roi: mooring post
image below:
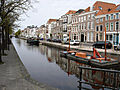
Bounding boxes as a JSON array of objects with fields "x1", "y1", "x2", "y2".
[{"x1": 79, "y1": 68, "x2": 82, "y2": 90}]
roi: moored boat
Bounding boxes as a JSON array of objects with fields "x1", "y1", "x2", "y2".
[
  {"x1": 27, "y1": 38, "x2": 39, "y2": 46},
  {"x1": 60, "y1": 48, "x2": 119, "y2": 68}
]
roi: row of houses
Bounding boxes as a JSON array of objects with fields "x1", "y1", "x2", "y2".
[{"x1": 21, "y1": 1, "x2": 120, "y2": 46}]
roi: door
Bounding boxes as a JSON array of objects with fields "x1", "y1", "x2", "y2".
[{"x1": 81, "y1": 34, "x2": 84, "y2": 42}]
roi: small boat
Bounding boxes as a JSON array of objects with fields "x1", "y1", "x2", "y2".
[{"x1": 27, "y1": 38, "x2": 39, "y2": 46}]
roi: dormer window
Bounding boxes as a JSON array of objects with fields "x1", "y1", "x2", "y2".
[
  {"x1": 98, "y1": 6, "x2": 102, "y2": 10},
  {"x1": 116, "y1": 5, "x2": 120, "y2": 10},
  {"x1": 108, "y1": 8, "x2": 111, "y2": 12}
]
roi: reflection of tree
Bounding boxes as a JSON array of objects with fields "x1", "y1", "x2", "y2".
[{"x1": 16, "y1": 38, "x2": 21, "y2": 47}]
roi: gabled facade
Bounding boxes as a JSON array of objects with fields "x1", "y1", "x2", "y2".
[
  {"x1": 46, "y1": 19, "x2": 57, "y2": 39},
  {"x1": 71, "y1": 1, "x2": 120, "y2": 45},
  {"x1": 94, "y1": 2, "x2": 120, "y2": 46},
  {"x1": 61, "y1": 10, "x2": 76, "y2": 39}
]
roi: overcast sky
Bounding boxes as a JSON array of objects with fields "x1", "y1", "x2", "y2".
[{"x1": 19, "y1": 0, "x2": 120, "y2": 30}]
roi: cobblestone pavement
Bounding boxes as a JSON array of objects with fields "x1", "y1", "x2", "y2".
[{"x1": 0, "y1": 44, "x2": 59, "y2": 90}]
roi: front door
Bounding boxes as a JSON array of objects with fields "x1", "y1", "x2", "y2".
[{"x1": 81, "y1": 34, "x2": 84, "y2": 42}]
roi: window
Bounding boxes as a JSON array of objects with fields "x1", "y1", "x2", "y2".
[
  {"x1": 96, "y1": 18, "x2": 99, "y2": 23},
  {"x1": 106, "y1": 35, "x2": 108, "y2": 40},
  {"x1": 111, "y1": 14, "x2": 114, "y2": 20},
  {"x1": 100, "y1": 25, "x2": 103, "y2": 31},
  {"x1": 110, "y1": 35, "x2": 112, "y2": 40},
  {"x1": 81, "y1": 17, "x2": 83, "y2": 22},
  {"x1": 78, "y1": 25, "x2": 80, "y2": 30},
  {"x1": 91, "y1": 14, "x2": 94, "y2": 19},
  {"x1": 79, "y1": 17, "x2": 81, "y2": 22},
  {"x1": 116, "y1": 13, "x2": 119, "y2": 19},
  {"x1": 84, "y1": 23, "x2": 86, "y2": 30},
  {"x1": 91, "y1": 22, "x2": 94, "y2": 29},
  {"x1": 100, "y1": 33, "x2": 102, "y2": 40},
  {"x1": 106, "y1": 23, "x2": 109, "y2": 31},
  {"x1": 116, "y1": 22, "x2": 119, "y2": 30},
  {"x1": 110, "y1": 22, "x2": 114, "y2": 31},
  {"x1": 81, "y1": 24, "x2": 82, "y2": 30},
  {"x1": 82, "y1": 24, "x2": 84, "y2": 30},
  {"x1": 99, "y1": 6, "x2": 102, "y2": 10},
  {"x1": 91, "y1": 32, "x2": 93, "y2": 41},
  {"x1": 96, "y1": 26, "x2": 99, "y2": 31},
  {"x1": 88, "y1": 15, "x2": 90, "y2": 20},
  {"x1": 100, "y1": 18, "x2": 103, "y2": 22},
  {"x1": 87, "y1": 32, "x2": 89, "y2": 41},
  {"x1": 106, "y1": 15, "x2": 109, "y2": 20},
  {"x1": 96, "y1": 33, "x2": 98, "y2": 41},
  {"x1": 79, "y1": 24, "x2": 81, "y2": 30},
  {"x1": 88, "y1": 22, "x2": 91, "y2": 30},
  {"x1": 84, "y1": 16, "x2": 86, "y2": 21}
]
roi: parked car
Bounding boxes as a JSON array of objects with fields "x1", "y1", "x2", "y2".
[
  {"x1": 64, "y1": 41, "x2": 69, "y2": 44},
  {"x1": 70, "y1": 40, "x2": 80, "y2": 45},
  {"x1": 56, "y1": 39, "x2": 62, "y2": 43},
  {"x1": 114, "y1": 45, "x2": 120, "y2": 50},
  {"x1": 52, "y1": 39, "x2": 57, "y2": 42},
  {"x1": 47, "y1": 38, "x2": 52, "y2": 42},
  {"x1": 93, "y1": 41, "x2": 112, "y2": 49}
]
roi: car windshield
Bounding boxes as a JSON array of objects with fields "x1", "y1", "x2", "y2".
[
  {"x1": 75, "y1": 40, "x2": 79, "y2": 42},
  {"x1": 71, "y1": 40, "x2": 74, "y2": 42}
]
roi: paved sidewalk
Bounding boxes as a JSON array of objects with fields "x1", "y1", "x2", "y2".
[{"x1": 0, "y1": 44, "x2": 58, "y2": 90}]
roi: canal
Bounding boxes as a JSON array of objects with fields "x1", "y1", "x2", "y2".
[{"x1": 12, "y1": 38, "x2": 120, "y2": 90}]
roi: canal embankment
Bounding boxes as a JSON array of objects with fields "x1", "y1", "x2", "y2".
[
  {"x1": 0, "y1": 43, "x2": 58, "y2": 90},
  {"x1": 40, "y1": 40, "x2": 120, "y2": 56}
]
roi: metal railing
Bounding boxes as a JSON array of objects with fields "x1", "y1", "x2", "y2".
[{"x1": 78, "y1": 66, "x2": 120, "y2": 90}]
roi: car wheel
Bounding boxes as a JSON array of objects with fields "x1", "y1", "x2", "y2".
[{"x1": 102, "y1": 46, "x2": 104, "y2": 49}]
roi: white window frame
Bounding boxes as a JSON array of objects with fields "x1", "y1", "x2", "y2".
[
  {"x1": 110, "y1": 22, "x2": 114, "y2": 31},
  {"x1": 111, "y1": 14, "x2": 114, "y2": 20},
  {"x1": 87, "y1": 32, "x2": 89, "y2": 41},
  {"x1": 116, "y1": 13, "x2": 119, "y2": 19},
  {"x1": 106, "y1": 15, "x2": 109, "y2": 21},
  {"x1": 84, "y1": 16, "x2": 86, "y2": 21},
  {"x1": 91, "y1": 32, "x2": 93, "y2": 41},
  {"x1": 115, "y1": 21, "x2": 119, "y2": 31},
  {"x1": 91, "y1": 21, "x2": 94, "y2": 29},
  {"x1": 88, "y1": 15, "x2": 90, "y2": 20}
]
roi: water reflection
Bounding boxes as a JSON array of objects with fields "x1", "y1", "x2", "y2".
[{"x1": 12, "y1": 38, "x2": 120, "y2": 90}]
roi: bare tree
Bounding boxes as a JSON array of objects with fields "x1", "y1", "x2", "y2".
[{"x1": 0, "y1": 0, "x2": 33, "y2": 62}]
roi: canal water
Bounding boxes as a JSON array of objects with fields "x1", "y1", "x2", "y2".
[{"x1": 12, "y1": 38, "x2": 120, "y2": 90}]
